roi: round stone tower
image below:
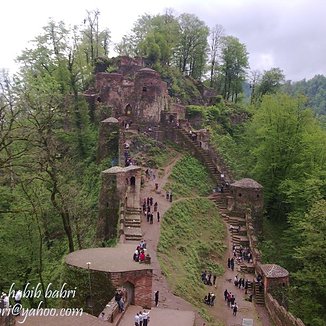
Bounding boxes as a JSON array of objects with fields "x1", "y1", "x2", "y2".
[
  {"x1": 133, "y1": 68, "x2": 168, "y2": 123},
  {"x1": 229, "y1": 178, "x2": 264, "y2": 233}
]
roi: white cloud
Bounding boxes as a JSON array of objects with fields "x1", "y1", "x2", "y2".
[{"x1": 1, "y1": 0, "x2": 325, "y2": 80}]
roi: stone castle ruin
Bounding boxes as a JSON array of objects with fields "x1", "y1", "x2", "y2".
[{"x1": 63, "y1": 57, "x2": 303, "y2": 326}]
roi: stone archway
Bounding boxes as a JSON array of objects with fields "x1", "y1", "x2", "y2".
[
  {"x1": 125, "y1": 104, "x2": 132, "y2": 116},
  {"x1": 122, "y1": 281, "x2": 135, "y2": 305},
  {"x1": 130, "y1": 176, "x2": 136, "y2": 186}
]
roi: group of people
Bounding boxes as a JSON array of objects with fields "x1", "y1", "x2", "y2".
[
  {"x1": 227, "y1": 257, "x2": 235, "y2": 271},
  {"x1": 145, "y1": 168, "x2": 156, "y2": 181},
  {"x1": 124, "y1": 148, "x2": 136, "y2": 167},
  {"x1": 165, "y1": 190, "x2": 173, "y2": 202},
  {"x1": 0, "y1": 289, "x2": 23, "y2": 314},
  {"x1": 203, "y1": 292, "x2": 216, "y2": 306},
  {"x1": 234, "y1": 275, "x2": 251, "y2": 294},
  {"x1": 223, "y1": 289, "x2": 238, "y2": 316},
  {"x1": 230, "y1": 243, "x2": 253, "y2": 266},
  {"x1": 143, "y1": 197, "x2": 160, "y2": 224},
  {"x1": 134, "y1": 310, "x2": 150, "y2": 326},
  {"x1": 133, "y1": 240, "x2": 149, "y2": 263},
  {"x1": 200, "y1": 271, "x2": 217, "y2": 286},
  {"x1": 114, "y1": 289, "x2": 125, "y2": 313}
]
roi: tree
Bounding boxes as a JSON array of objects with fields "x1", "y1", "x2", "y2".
[
  {"x1": 0, "y1": 70, "x2": 26, "y2": 174},
  {"x1": 256, "y1": 67, "x2": 285, "y2": 98},
  {"x1": 175, "y1": 13, "x2": 209, "y2": 79},
  {"x1": 248, "y1": 69, "x2": 262, "y2": 104},
  {"x1": 209, "y1": 24, "x2": 224, "y2": 87},
  {"x1": 81, "y1": 10, "x2": 111, "y2": 65},
  {"x1": 289, "y1": 200, "x2": 326, "y2": 325},
  {"x1": 245, "y1": 94, "x2": 318, "y2": 218},
  {"x1": 220, "y1": 36, "x2": 249, "y2": 102},
  {"x1": 118, "y1": 11, "x2": 180, "y2": 68}
]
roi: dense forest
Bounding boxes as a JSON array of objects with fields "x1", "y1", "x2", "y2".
[{"x1": 0, "y1": 8, "x2": 325, "y2": 325}]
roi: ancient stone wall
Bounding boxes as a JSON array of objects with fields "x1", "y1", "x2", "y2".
[
  {"x1": 87, "y1": 59, "x2": 174, "y2": 125},
  {"x1": 265, "y1": 293, "x2": 305, "y2": 326},
  {"x1": 97, "y1": 169, "x2": 123, "y2": 241},
  {"x1": 110, "y1": 269, "x2": 153, "y2": 308},
  {"x1": 97, "y1": 118, "x2": 120, "y2": 163},
  {"x1": 133, "y1": 68, "x2": 168, "y2": 123},
  {"x1": 62, "y1": 265, "x2": 115, "y2": 316}
]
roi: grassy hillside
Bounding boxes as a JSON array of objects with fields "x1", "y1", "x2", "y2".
[
  {"x1": 164, "y1": 155, "x2": 215, "y2": 199},
  {"x1": 158, "y1": 199, "x2": 226, "y2": 325}
]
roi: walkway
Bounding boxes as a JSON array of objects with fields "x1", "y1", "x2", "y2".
[{"x1": 123, "y1": 153, "x2": 272, "y2": 325}]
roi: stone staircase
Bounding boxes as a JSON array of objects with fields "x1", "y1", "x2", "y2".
[
  {"x1": 177, "y1": 128, "x2": 225, "y2": 185},
  {"x1": 124, "y1": 207, "x2": 142, "y2": 241},
  {"x1": 254, "y1": 281, "x2": 265, "y2": 305}
]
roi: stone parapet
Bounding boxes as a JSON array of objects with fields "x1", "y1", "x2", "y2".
[{"x1": 265, "y1": 293, "x2": 305, "y2": 326}]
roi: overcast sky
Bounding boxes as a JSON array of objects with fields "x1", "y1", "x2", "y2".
[{"x1": 1, "y1": 0, "x2": 325, "y2": 81}]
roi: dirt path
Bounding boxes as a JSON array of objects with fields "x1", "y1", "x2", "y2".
[
  {"x1": 129, "y1": 155, "x2": 272, "y2": 326},
  {"x1": 130, "y1": 154, "x2": 205, "y2": 325}
]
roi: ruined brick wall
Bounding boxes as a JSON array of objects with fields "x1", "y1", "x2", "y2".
[
  {"x1": 133, "y1": 68, "x2": 168, "y2": 123},
  {"x1": 97, "y1": 118, "x2": 120, "y2": 163},
  {"x1": 62, "y1": 265, "x2": 115, "y2": 317},
  {"x1": 125, "y1": 167, "x2": 142, "y2": 209},
  {"x1": 118, "y1": 56, "x2": 144, "y2": 76},
  {"x1": 110, "y1": 269, "x2": 153, "y2": 308},
  {"x1": 96, "y1": 73, "x2": 125, "y2": 118},
  {"x1": 97, "y1": 169, "x2": 126, "y2": 241},
  {"x1": 170, "y1": 103, "x2": 186, "y2": 120},
  {"x1": 265, "y1": 293, "x2": 305, "y2": 326}
]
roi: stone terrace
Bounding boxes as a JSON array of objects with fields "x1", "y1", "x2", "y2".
[{"x1": 65, "y1": 244, "x2": 150, "y2": 273}]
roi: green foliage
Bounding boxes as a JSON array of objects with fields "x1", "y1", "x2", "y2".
[
  {"x1": 176, "y1": 13, "x2": 209, "y2": 79},
  {"x1": 219, "y1": 36, "x2": 249, "y2": 102},
  {"x1": 244, "y1": 94, "x2": 323, "y2": 218},
  {"x1": 61, "y1": 265, "x2": 115, "y2": 315},
  {"x1": 164, "y1": 155, "x2": 214, "y2": 198},
  {"x1": 282, "y1": 200, "x2": 326, "y2": 325},
  {"x1": 284, "y1": 74, "x2": 326, "y2": 115},
  {"x1": 158, "y1": 199, "x2": 226, "y2": 323},
  {"x1": 127, "y1": 133, "x2": 177, "y2": 169},
  {"x1": 185, "y1": 104, "x2": 249, "y2": 178},
  {"x1": 255, "y1": 67, "x2": 285, "y2": 100}
]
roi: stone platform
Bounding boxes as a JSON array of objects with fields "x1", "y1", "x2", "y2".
[{"x1": 65, "y1": 244, "x2": 150, "y2": 272}]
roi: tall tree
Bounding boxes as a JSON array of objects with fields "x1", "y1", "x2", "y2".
[
  {"x1": 209, "y1": 24, "x2": 224, "y2": 87},
  {"x1": 175, "y1": 13, "x2": 209, "y2": 79},
  {"x1": 220, "y1": 36, "x2": 249, "y2": 102},
  {"x1": 245, "y1": 94, "x2": 318, "y2": 218},
  {"x1": 289, "y1": 200, "x2": 326, "y2": 325},
  {"x1": 256, "y1": 67, "x2": 285, "y2": 98}
]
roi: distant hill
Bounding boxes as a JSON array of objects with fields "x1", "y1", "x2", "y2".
[{"x1": 283, "y1": 74, "x2": 326, "y2": 115}]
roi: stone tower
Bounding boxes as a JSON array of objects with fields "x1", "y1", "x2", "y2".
[{"x1": 229, "y1": 178, "x2": 264, "y2": 233}]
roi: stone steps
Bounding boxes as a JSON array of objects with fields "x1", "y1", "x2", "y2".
[
  {"x1": 124, "y1": 220, "x2": 141, "y2": 227},
  {"x1": 254, "y1": 282, "x2": 265, "y2": 304},
  {"x1": 232, "y1": 235, "x2": 249, "y2": 246},
  {"x1": 126, "y1": 207, "x2": 141, "y2": 214},
  {"x1": 124, "y1": 227, "x2": 143, "y2": 241},
  {"x1": 228, "y1": 217, "x2": 246, "y2": 227},
  {"x1": 239, "y1": 262, "x2": 255, "y2": 274}
]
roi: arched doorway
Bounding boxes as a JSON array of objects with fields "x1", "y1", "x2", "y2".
[
  {"x1": 130, "y1": 176, "x2": 136, "y2": 186},
  {"x1": 122, "y1": 281, "x2": 135, "y2": 305},
  {"x1": 125, "y1": 104, "x2": 132, "y2": 116}
]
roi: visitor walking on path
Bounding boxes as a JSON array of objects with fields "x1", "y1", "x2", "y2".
[{"x1": 154, "y1": 290, "x2": 159, "y2": 307}]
